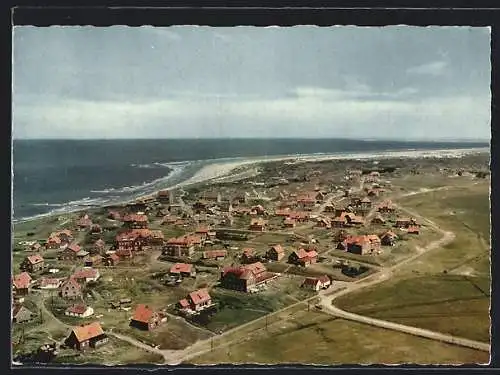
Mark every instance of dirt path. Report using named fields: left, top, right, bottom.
left=317, top=199, right=490, bottom=353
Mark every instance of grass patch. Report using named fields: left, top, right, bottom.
left=190, top=310, right=489, bottom=365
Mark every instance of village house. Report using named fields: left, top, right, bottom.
left=395, top=217, right=419, bottom=228
left=157, top=189, right=175, bottom=204
left=60, top=278, right=83, bottom=299
left=76, top=214, right=93, bottom=230
left=39, top=277, right=63, bottom=290
left=233, top=207, right=251, bottom=216
left=288, top=248, right=318, bottom=267
left=93, top=239, right=106, bottom=253
left=195, top=226, right=211, bottom=241
left=12, top=304, right=36, bottom=324
left=380, top=231, right=398, bottom=246
left=323, top=204, right=336, bottom=213
left=338, top=235, right=380, bottom=255
left=249, top=218, right=267, bottom=232
left=12, top=272, right=33, bottom=295
left=218, top=201, right=233, bottom=213
left=108, top=211, right=122, bottom=221
left=202, top=191, right=222, bottom=203
left=250, top=205, right=266, bottom=216
left=283, top=217, right=296, bottom=228
left=65, top=322, right=108, bottom=351
left=193, top=200, right=209, bottom=213
left=84, top=254, right=103, bottom=267
left=169, top=263, right=196, bottom=278
left=130, top=304, right=164, bottom=331
left=45, top=235, right=62, bottom=250
left=220, top=262, right=274, bottom=292
left=241, top=248, right=258, bottom=264
left=296, top=193, right=316, bottom=210
left=360, top=197, right=372, bottom=209
left=89, top=224, right=102, bottom=234
left=46, top=230, right=73, bottom=249
left=275, top=208, right=291, bottom=217
left=163, top=235, right=200, bottom=258
left=161, top=215, right=178, bottom=225
left=407, top=225, right=420, bottom=235
left=178, top=288, right=213, bottom=314
left=20, top=254, right=44, bottom=273
left=28, top=242, right=42, bottom=252
left=301, top=275, right=331, bottom=291
left=103, top=253, right=120, bottom=267
left=202, top=250, right=227, bottom=260
left=316, top=217, right=331, bottom=229
left=367, top=189, right=380, bottom=198
left=232, top=192, right=248, bottom=205
left=371, top=214, right=386, bottom=225
left=289, top=211, right=310, bottom=223
left=72, top=267, right=101, bottom=284
left=65, top=304, right=95, bottom=318
left=377, top=200, right=396, bottom=213
left=266, top=244, right=285, bottom=261
left=220, top=215, right=234, bottom=227
left=122, top=214, right=149, bottom=229
left=58, top=243, right=82, bottom=261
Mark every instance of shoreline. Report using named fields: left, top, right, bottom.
left=13, top=146, right=489, bottom=225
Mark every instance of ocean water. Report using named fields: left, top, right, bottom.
left=12, top=139, right=488, bottom=221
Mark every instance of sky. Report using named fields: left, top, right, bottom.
left=12, top=26, right=491, bottom=140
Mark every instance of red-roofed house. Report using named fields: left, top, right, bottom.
left=380, top=231, right=398, bottom=246
left=283, top=217, right=296, bottom=228
left=220, top=262, right=273, bottom=292
left=157, top=190, right=174, bottom=204
left=77, top=214, right=93, bottom=230
left=12, top=272, right=33, bottom=295
left=60, top=278, right=82, bottom=299
left=301, top=275, right=331, bottom=291
left=65, top=304, right=94, bottom=318
left=72, top=267, right=100, bottom=283
left=130, top=304, right=163, bottom=331
left=169, top=263, right=196, bottom=278
left=202, top=250, right=227, bottom=260
left=316, top=217, right=331, bottom=229
left=288, top=248, right=318, bottom=267
left=178, top=288, right=213, bottom=314
left=407, top=225, right=420, bottom=235
left=241, top=248, right=257, bottom=264
left=395, top=218, right=419, bottom=229
left=39, top=277, right=63, bottom=290
left=338, top=235, right=380, bottom=255
left=122, top=214, right=149, bottom=229
left=20, top=254, right=44, bottom=273
left=65, top=322, right=108, bottom=351
left=103, top=253, right=120, bottom=267
left=266, top=244, right=285, bottom=261
left=163, top=235, right=199, bottom=257
left=249, top=218, right=266, bottom=232
left=59, top=243, right=82, bottom=261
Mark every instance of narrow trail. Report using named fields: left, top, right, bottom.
left=317, top=196, right=490, bottom=353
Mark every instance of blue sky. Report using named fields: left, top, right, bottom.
left=12, top=26, right=491, bottom=140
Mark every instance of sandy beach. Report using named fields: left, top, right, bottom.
left=14, top=146, right=489, bottom=223
left=169, top=146, right=489, bottom=190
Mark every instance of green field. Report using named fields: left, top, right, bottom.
left=335, top=182, right=490, bottom=343
left=191, top=310, right=489, bottom=365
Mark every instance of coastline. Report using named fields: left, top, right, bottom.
left=13, top=146, right=489, bottom=225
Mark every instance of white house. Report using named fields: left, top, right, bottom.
left=65, top=304, right=94, bottom=318
left=301, top=275, right=331, bottom=291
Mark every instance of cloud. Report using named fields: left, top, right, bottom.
left=13, top=87, right=490, bottom=140
left=407, top=61, right=448, bottom=76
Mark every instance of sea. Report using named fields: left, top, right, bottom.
left=12, top=139, right=489, bottom=222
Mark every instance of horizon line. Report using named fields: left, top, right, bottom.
left=12, top=137, right=491, bottom=143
